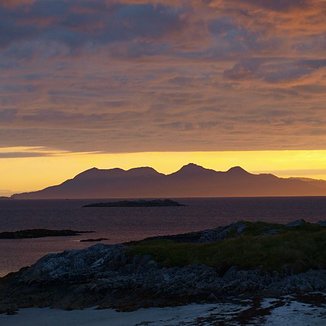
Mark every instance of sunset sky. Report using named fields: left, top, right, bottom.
left=0, top=0, right=325, bottom=195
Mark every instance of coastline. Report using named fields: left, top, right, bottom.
left=1, top=220, right=326, bottom=317
left=0, top=296, right=325, bottom=325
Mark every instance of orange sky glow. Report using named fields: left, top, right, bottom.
left=1, top=148, right=326, bottom=195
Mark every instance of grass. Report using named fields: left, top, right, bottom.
left=129, top=223, right=326, bottom=273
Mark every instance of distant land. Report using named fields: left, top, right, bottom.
left=83, top=199, right=184, bottom=208
left=11, top=163, right=326, bottom=199
left=0, top=229, right=93, bottom=239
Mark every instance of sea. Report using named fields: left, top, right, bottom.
left=1, top=197, right=326, bottom=277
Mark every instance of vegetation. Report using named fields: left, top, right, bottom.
left=129, top=222, right=326, bottom=273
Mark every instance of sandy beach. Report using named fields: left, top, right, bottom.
left=1, top=298, right=325, bottom=326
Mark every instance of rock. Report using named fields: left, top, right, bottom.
left=286, top=219, right=306, bottom=228
left=207, top=293, right=217, bottom=301
left=263, top=229, right=280, bottom=235
left=198, top=221, right=247, bottom=243
left=1, top=220, right=326, bottom=313
left=142, top=220, right=248, bottom=244
left=2, top=246, right=325, bottom=313
left=223, top=266, right=238, bottom=279
left=19, top=244, right=126, bottom=283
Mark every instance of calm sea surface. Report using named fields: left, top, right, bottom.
left=1, top=197, right=326, bottom=276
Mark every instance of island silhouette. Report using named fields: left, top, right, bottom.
left=11, top=163, right=326, bottom=199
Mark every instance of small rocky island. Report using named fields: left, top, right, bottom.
left=0, top=220, right=326, bottom=316
left=83, top=199, right=185, bottom=208
left=0, top=229, right=93, bottom=239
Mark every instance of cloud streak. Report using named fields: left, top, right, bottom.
left=0, top=152, right=50, bottom=158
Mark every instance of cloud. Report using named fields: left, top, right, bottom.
left=238, top=0, right=309, bottom=11
left=0, top=109, right=17, bottom=123
left=0, top=1, right=186, bottom=53
left=0, top=0, right=325, bottom=152
left=224, top=59, right=326, bottom=83
left=0, top=151, right=50, bottom=158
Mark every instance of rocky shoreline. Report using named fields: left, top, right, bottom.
left=0, top=220, right=326, bottom=315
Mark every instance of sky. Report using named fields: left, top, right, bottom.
left=0, top=0, right=325, bottom=195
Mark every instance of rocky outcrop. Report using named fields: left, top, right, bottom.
left=139, top=221, right=248, bottom=244
left=286, top=219, right=307, bottom=228
left=1, top=243, right=326, bottom=314
left=318, top=220, right=326, bottom=227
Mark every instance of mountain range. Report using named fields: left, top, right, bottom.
left=12, top=163, right=326, bottom=199
left=11, top=163, right=326, bottom=199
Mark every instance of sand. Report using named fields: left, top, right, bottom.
left=0, top=299, right=325, bottom=325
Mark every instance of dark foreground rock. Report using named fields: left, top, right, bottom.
left=140, top=221, right=249, bottom=243
left=1, top=243, right=326, bottom=314
left=1, top=220, right=326, bottom=314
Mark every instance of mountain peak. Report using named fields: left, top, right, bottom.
left=172, top=163, right=217, bottom=176
left=74, top=167, right=99, bottom=177
left=179, top=163, right=207, bottom=172
left=126, top=167, right=160, bottom=176
left=74, top=167, right=126, bottom=180
left=227, top=166, right=250, bottom=175
left=86, top=167, right=99, bottom=172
